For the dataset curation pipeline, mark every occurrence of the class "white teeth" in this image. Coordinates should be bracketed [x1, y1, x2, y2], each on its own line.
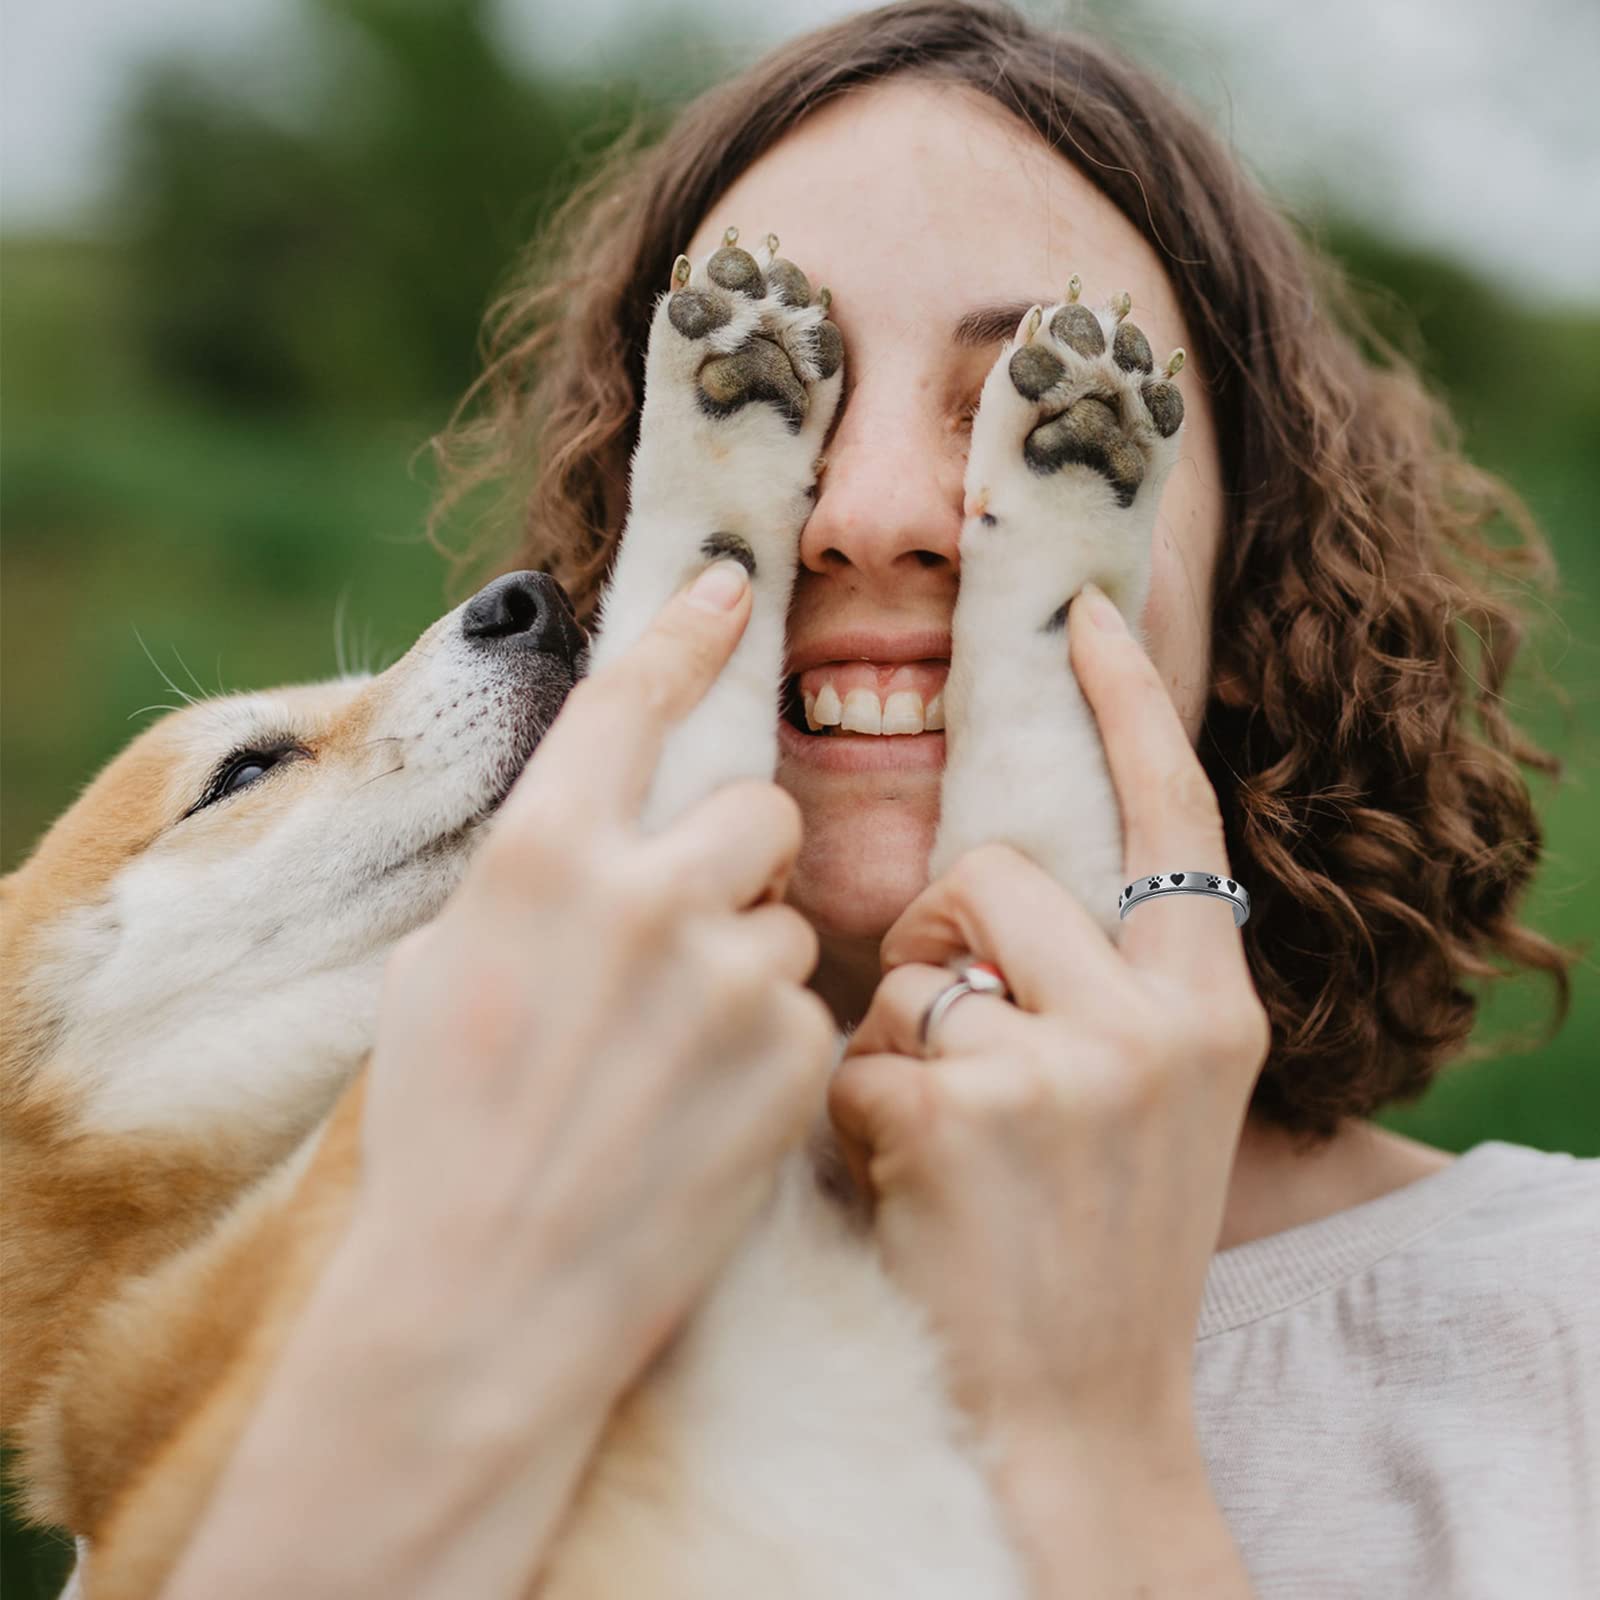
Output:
[881, 690, 924, 735]
[795, 677, 949, 735]
[841, 689, 883, 735]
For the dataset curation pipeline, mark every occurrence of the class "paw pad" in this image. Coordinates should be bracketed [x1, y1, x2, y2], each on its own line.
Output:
[662, 227, 843, 432]
[993, 282, 1186, 508]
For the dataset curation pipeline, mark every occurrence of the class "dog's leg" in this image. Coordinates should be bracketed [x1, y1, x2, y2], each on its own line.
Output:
[583, 230, 842, 830]
[932, 288, 1187, 933]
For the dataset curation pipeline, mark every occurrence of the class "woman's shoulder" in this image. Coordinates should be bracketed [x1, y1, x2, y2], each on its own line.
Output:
[1421, 1138, 1599, 1267]
[1198, 1138, 1599, 1342]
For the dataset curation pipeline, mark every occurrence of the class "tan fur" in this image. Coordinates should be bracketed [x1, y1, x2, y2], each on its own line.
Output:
[80, 1075, 365, 1600]
[1, 681, 409, 1589]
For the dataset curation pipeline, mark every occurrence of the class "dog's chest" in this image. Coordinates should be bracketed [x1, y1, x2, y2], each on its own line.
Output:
[539, 1149, 1028, 1598]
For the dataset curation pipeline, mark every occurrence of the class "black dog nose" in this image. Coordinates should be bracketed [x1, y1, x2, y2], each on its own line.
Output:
[461, 572, 584, 665]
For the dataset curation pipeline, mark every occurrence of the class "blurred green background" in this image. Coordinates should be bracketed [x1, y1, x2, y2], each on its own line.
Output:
[3, 0, 1596, 1591]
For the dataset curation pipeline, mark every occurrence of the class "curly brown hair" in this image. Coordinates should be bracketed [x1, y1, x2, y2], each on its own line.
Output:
[425, 0, 1582, 1137]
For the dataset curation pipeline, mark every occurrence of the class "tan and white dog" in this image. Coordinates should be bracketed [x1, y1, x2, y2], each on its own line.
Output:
[3, 231, 1184, 1598]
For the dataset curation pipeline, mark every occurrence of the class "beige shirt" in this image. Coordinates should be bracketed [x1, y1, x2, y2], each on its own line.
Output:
[1193, 1140, 1599, 1598]
[58, 1141, 1597, 1599]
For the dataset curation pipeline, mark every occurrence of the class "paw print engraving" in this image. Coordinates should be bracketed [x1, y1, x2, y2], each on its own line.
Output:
[1206, 875, 1221, 889]
[1147, 876, 1163, 891]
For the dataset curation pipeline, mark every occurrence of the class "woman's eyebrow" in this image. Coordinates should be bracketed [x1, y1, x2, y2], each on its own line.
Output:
[951, 301, 1044, 347]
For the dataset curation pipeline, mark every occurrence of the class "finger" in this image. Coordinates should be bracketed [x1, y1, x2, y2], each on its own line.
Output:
[651, 781, 802, 910]
[1067, 586, 1245, 980]
[880, 843, 1123, 1016]
[846, 960, 1022, 1063]
[735, 900, 822, 987]
[827, 1050, 937, 1197]
[505, 560, 752, 828]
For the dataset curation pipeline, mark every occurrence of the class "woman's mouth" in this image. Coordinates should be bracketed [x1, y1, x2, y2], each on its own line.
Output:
[778, 659, 949, 771]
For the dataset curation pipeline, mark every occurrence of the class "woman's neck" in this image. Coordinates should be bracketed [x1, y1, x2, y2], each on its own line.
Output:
[812, 932, 886, 1034]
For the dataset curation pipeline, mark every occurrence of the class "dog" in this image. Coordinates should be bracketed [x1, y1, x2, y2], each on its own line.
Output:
[2, 229, 1184, 1597]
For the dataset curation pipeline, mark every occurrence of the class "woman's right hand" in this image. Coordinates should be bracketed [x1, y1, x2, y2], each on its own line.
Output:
[353, 557, 837, 1410]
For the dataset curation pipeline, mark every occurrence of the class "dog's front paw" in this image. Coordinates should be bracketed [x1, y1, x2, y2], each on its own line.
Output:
[960, 279, 1186, 631]
[631, 228, 843, 581]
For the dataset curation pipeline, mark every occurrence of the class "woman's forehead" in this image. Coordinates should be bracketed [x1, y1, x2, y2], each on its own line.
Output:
[685, 78, 1181, 343]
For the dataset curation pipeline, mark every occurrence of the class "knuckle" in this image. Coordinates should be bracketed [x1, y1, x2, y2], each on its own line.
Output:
[968, 1062, 1056, 1125]
[598, 851, 676, 938]
[877, 963, 932, 1018]
[1205, 994, 1272, 1068]
[475, 811, 571, 895]
[769, 904, 820, 974]
[784, 991, 842, 1084]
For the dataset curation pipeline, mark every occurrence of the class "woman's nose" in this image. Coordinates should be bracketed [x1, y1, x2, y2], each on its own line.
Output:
[798, 370, 964, 580]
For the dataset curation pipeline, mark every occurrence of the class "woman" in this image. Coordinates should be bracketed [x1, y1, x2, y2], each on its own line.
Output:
[153, 3, 1595, 1596]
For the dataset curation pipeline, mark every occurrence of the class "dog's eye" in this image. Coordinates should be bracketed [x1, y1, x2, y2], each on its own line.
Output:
[219, 754, 276, 796]
[185, 743, 304, 818]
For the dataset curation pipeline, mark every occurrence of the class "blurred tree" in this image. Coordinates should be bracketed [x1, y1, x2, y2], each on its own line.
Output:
[115, 0, 654, 421]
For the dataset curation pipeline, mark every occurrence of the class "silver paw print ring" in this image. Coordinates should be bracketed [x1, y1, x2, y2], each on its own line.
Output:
[1119, 870, 1251, 927]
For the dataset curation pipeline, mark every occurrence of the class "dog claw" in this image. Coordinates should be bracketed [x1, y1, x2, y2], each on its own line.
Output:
[1066, 274, 1082, 303]
[1113, 291, 1132, 322]
[1020, 304, 1044, 343]
[671, 254, 691, 288]
[818, 286, 832, 310]
[723, 225, 739, 246]
[1165, 347, 1186, 377]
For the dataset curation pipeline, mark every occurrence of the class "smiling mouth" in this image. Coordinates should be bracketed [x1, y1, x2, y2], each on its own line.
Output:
[780, 661, 950, 737]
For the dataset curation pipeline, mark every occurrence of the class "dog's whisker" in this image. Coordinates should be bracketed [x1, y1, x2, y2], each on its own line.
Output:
[352, 762, 406, 791]
[132, 627, 200, 709]
[332, 587, 353, 679]
[126, 703, 185, 721]
[170, 644, 213, 704]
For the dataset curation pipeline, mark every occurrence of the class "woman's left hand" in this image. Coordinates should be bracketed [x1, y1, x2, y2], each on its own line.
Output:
[829, 583, 1271, 1487]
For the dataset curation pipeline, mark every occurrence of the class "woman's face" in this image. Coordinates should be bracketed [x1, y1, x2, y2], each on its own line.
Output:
[684, 78, 1225, 953]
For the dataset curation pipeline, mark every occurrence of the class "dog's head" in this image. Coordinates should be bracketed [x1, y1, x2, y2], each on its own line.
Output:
[1, 571, 583, 1144]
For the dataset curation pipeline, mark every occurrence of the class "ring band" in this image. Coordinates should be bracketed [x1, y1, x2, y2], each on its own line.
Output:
[1119, 870, 1250, 927]
[917, 961, 1010, 1057]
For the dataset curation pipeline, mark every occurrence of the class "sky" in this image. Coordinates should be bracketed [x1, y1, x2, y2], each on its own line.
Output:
[3, 0, 1597, 305]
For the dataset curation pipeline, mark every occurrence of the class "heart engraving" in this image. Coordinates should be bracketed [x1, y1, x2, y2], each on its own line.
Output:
[1226, 880, 1235, 893]
[1171, 873, 1185, 884]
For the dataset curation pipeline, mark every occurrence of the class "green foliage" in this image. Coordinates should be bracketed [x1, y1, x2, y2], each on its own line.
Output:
[112, 0, 652, 419]
[2, 5, 1597, 1587]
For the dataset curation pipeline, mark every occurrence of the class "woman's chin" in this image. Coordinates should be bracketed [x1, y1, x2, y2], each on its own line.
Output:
[783, 802, 937, 944]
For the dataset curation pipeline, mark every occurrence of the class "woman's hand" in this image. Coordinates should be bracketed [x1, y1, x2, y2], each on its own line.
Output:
[828, 583, 1266, 1595]
[356, 559, 838, 1401]
[164, 560, 839, 1598]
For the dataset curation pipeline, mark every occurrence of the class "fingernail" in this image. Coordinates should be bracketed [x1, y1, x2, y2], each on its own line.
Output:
[687, 560, 749, 612]
[1080, 581, 1125, 634]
